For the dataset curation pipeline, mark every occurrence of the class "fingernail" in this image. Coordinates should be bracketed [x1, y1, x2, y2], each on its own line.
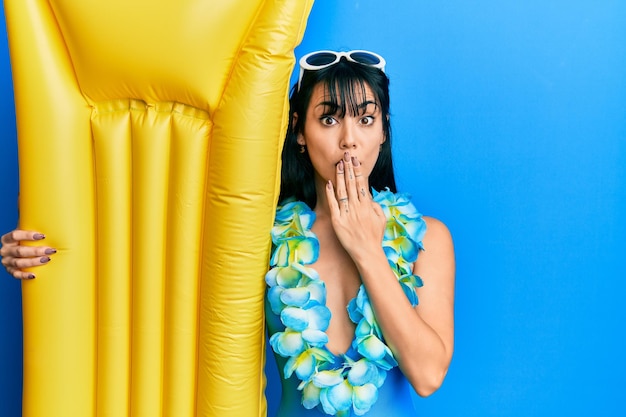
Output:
[45, 248, 57, 255]
[344, 152, 350, 162]
[352, 156, 360, 166]
[40, 256, 50, 263]
[327, 180, 333, 189]
[27, 274, 35, 279]
[33, 233, 45, 240]
[338, 160, 344, 172]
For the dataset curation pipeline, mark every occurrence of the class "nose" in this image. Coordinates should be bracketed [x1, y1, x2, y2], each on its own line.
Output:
[339, 123, 357, 149]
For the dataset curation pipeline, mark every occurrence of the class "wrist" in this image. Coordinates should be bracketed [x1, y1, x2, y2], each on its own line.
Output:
[350, 244, 387, 269]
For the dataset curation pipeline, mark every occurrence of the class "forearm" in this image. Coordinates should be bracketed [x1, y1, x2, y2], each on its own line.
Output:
[354, 248, 451, 396]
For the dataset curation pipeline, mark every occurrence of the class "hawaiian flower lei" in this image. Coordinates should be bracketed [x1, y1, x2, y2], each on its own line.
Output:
[266, 189, 426, 416]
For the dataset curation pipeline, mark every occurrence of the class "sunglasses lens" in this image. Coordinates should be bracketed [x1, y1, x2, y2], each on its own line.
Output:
[305, 52, 338, 67]
[349, 52, 382, 66]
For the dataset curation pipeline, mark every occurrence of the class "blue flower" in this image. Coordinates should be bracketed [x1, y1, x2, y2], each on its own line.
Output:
[270, 330, 305, 357]
[306, 305, 331, 331]
[351, 287, 379, 332]
[302, 279, 327, 308]
[266, 286, 285, 315]
[347, 297, 362, 323]
[356, 335, 397, 370]
[321, 380, 353, 414]
[354, 319, 372, 340]
[374, 190, 419, 220]
[302, 329, 329, 346]
[352, 383, 378, 415]
[291, 262, 320, 280]
[347, 359, 378, 386]
[280, 286, 310, 307]
[265, 265, 299, 288]
[375, 188, 425, 258]
[274, 200, 316, 229]
[312, 369, 343, 387]
[301, 380, 322, 409]
[281, 307, 309, 331]
[398, 273, 423, 307]
[272, 201, 316, 245]
[319, 389, 338, 415]
[404, 216, 426, 246]
[284, 350, 316, 380]
[270, 235, 319, 267]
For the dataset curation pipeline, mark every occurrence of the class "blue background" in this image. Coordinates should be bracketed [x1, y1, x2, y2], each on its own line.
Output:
[2, 1, 625, 416]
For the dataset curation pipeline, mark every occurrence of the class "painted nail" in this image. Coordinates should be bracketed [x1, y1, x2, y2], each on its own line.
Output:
[33, 233, 45, 240]
[344, 152, 350, 162]
[352, 156, 360, 166]
[44, 248, 57, 255]
[27, 274, 35, 279]
[338, 160, 344, 172]
[40, 256, 50, 263]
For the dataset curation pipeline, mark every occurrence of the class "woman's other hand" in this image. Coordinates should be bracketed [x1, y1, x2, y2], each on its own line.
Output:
[0, 230, 55, 279]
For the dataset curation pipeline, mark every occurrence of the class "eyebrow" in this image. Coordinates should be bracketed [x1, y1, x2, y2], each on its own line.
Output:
[356, 100, 379, 112]
[315, 100, 379, 114]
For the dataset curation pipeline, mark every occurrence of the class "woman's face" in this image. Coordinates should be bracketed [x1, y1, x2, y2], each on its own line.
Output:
[297, 82, 385, 188]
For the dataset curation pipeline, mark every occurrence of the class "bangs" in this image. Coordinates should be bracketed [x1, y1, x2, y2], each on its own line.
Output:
[320, 75, 380, 118]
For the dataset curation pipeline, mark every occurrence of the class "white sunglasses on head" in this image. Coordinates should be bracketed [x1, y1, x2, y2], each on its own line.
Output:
[298, 50, 386, 90]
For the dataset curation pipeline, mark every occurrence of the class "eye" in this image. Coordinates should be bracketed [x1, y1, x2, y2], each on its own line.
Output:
[321, 116, 337, 126]
[359, 116, 374, 125]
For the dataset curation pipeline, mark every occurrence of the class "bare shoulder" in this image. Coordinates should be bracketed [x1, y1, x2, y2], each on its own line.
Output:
[422, 216, 454, 255]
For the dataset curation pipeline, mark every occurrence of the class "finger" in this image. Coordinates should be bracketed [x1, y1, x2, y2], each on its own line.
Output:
[343, 152, 358, 202]
[1, 230, 45, 245]
[335, 159, 350, 213]
[325, 180, 341, 217]
[352, 156, 370, 201]
[2, 254, 51, 269]
[0, 243, 56, 260]
[6, 266, 36, 280]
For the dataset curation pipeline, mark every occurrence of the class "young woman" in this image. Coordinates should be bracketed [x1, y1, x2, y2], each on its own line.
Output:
[1, 50, 455, 416]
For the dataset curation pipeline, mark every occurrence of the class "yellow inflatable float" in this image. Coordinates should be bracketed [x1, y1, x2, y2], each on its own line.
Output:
[4, 0, 313, 415]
